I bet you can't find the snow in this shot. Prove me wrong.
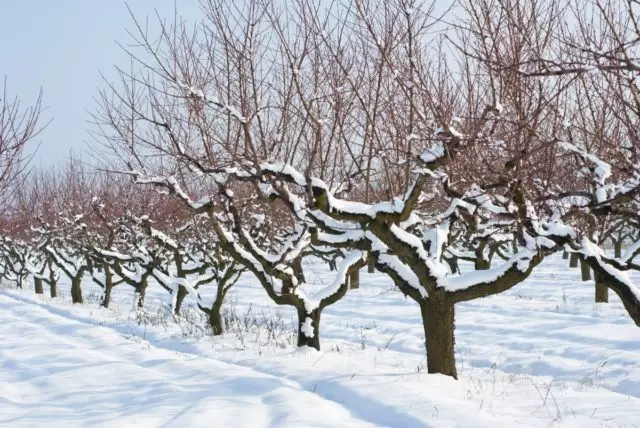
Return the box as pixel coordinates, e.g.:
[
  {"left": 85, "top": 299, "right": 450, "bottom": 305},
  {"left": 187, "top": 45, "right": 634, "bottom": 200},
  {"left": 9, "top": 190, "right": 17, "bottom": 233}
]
[
  {"left": 1, "top": 254, "right": 640, "bottom": 427},
  {"left": 300, "top": 317, "right": 315, "bottom": 338},
  {"left": 558, "top": 142, "right": 612, "bottom": 203},
  {"left": 438, "top": 248, "right": 535, "bottom": 292},
  {"left": 0, "top": 293, "right": 365, "bottom": 427},
  {"left": 420, "top": 142, "right": 445, "bottom": 163},
  {"left": 377, "top": 253, "right": 427, "bottom": 298}
]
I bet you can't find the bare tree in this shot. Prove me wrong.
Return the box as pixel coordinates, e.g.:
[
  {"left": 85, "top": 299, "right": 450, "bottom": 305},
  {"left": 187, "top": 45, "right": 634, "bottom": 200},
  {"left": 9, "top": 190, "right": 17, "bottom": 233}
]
[{"left": 0, "top": 79, "right": 44, "bottom": 213}]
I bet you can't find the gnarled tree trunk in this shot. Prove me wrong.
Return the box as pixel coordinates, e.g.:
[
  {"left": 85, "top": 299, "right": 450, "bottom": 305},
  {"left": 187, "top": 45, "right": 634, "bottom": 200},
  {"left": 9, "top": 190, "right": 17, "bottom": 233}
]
[
  {"left": 173, "top": 285, "right": 189, "bottom": 315},
  {"left": 580, "top": 256, "right": 592, "bottom": 281},
  {"left": 474, "top": 241, "right": 491, "bottom": 270},
  {"left": 296, "top": 306, "right": 321, "bottom": 350},
  {"left": 136, "top": 276, "right": 149, "bottom": 308},
  {"left": 101, "top": 268, "right": 114, "bottom": 308},
  {"left": 569, "top": 253, "right": 579, "bottom": 268},
  {"left": 71, "top": 276, "right": 83, "bottom": 304},
  {"left": 594, "top": 270, "right": 609, "bottom": 303},
  {"left": 420, "top": 298, "right": 457, "bottom": 379},
  {"left": 49, "top": 269, "right": 58, "bottom": 298},
  {"left": 367, "top": 254, "right": 375, "bottom": 273},
  {"left": 445, "top": 256, "right": 460, "bottom": 274},
  {"left": 348, "top": 269, "right": 360, "bottom": 289},
  {"left": 474, "top": 258, "right": 491, "bottom": 270},
  {"left": 614, "top": 240, "right": 622, "bottom": 259},
  {"left": 34, "top": 277, "right": 44, "bottom": 295},
  {"left": 209, "top": 300, "right": 224, "bottom": 335},
  {"left": 50, "top": 278, "right": 57, "bottom": 298}
]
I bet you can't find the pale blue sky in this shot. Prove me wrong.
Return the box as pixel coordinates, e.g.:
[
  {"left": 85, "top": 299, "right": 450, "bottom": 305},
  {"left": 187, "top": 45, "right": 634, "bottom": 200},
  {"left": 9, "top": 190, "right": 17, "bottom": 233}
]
[{"left": 0, "top": 1, "right": 201, "bottom": 167}]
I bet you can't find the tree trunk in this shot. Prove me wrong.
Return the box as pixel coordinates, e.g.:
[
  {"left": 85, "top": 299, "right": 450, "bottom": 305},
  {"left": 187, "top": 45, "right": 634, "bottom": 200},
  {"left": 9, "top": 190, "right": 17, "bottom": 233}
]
[
  {"left": 71, "top": 276, "right": 83, "bottom": 304},
  {"left": 614, "top": 240, "right": 622, "bottom": 259},
  {"left": 173, "top": 285, "right": 189, "bottom": 315},
  {"left": 594, "top": 270, "right": 609, "bottom": 303},
  {"left": 367, "top": 254, "right": 375, "bottom": 273},
  {"left": 209, "top": 300, "right": 223, "bottom": 336},
  {"left": 34, "top": 277, "right": 44, "bottom": 295},
  {"left": 136, "top": 277, "right": 148, "bottom": 308},
  {"left": 421, "top": 299, "right": 457, "bottom": 379},
  {"left": 296, "top": 306, "right": 321, "bottom": 350},
  {"left": 580, "top": 256, "right": 592, "bottom": 281},
  {"left": 569, "top": 253, "right": 579, "bottom": 268},
  {"left": 445, "top": 257, "right": 460, "bottom": 274},
  {"left": 562, "top": 251, "right": 569, "bottom": 260},
  {"left": 348, "top": 269, "right": 360, "bottom": 289},
  {"left": 474, "top": 258, "right": 491, "bottom": 271},
  {"left": 50, "top": 277, "right": 57, "bottom": 298},
  {"left": 101, "top": 269, "right": 113, "bottom": 308}
]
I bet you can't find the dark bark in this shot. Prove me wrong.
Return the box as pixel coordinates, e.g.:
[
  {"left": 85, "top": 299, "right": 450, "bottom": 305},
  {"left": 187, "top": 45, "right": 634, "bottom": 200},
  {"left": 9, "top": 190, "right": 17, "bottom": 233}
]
[
  {"left": 594, "top": 270, "right": 609, "bottom": 303},
  {"left": 50, "top": 277, "right": 57, "bottom": 298},
  {"left": 367, "top": 254, "right": 375, "bottom": 273},
  {"left": 474, "top": 241, "right": 491, "bottom": 270},
  {"left": 421, "top": 298, "right": 457, "bottom": 379},
  {"left": 348, "top": 269, "right": 360, "bottom": 289},
  {"left": 173, "top": 285, "right": 189, "bottom": 315},
  {"left": 34, "top": 277, "right": 44, "bottom": 295},
  {"left": 569, "top": 253, "right": 579, "bottom": 268},
  {"left": 474, "top": 258, "right": 491, "bottom": 270},
  {"left": 101, "top": 268, "right": 114, "bottom": 308},
  {"left": 614, "top": 240, "right": 622, "bottom": 259},
  {"left": 296, "top": 306, "right": 321, "bottom": 350},
  {"left": 136, "top": 276, "right": 149, "bottom": 308},
  {"left": 580, "top": 256, "right": 592, "bottom": 281},
  {"left": 444, "top": 256, "right": 460, "bottom": 274},
  {"left": 209, "top": 300, "right": 223, "bottom": 336},
  {"left": 71, "top": 276, "right": 83, "bottom": 304},
  {"left": 583, "top": 257, "right": 640, "bottom": 327}
]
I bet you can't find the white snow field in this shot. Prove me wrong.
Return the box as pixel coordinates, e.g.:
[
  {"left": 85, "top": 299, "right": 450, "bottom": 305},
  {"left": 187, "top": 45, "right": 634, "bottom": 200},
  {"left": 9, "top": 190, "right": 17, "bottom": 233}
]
[{"left": 1, "top": 254, "right": 640, "bottom": 427}]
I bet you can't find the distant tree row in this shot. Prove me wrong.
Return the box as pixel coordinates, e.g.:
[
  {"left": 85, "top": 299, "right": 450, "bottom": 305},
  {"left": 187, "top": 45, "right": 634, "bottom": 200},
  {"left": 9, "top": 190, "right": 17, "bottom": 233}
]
[{"left": 2, "top": 0, "right": 640, "bottom": 380}]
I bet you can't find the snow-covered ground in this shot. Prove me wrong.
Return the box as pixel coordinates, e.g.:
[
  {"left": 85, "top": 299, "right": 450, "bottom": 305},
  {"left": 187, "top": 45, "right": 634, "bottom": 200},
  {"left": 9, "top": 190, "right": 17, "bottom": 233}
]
[{"left": 1, "top": 254, "right": 639, "bottom": 427}]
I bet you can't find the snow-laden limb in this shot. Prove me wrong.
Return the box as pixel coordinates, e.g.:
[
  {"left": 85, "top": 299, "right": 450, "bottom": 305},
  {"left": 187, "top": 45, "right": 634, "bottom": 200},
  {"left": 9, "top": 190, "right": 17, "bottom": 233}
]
[
  {"left": 151, "top": 268, "right": 203, "bottom": 313},
  {"left": 149, "top": 228, "right": 179, "bottom": 250},
  {"left": 315, "top": 229, "right": 366, "bottom": 246},
  {"left": 96, "top": 248, "right": 133, "bottom": 262},
  {"left": 559, "top": 141, "right": 612, "bottom": 203},
  {"left": 420, "top": 142, "right": 446, "bottom": 163},
  {"left": 307, "top": 251, "right": 366, "bottom": 311},
  {"left": 621, "top": 239, "right": 640, "bottom": 264},
  {"left": 438, "top": 247, "right": 538, "bottom": 299},
  {"left": 177, "top": 81, "right": 247, "bottom": 124},
  {"left": 389, "top": 224, "right": 449, "bottom": 279},
  {"left": 376, "top": 253, "right": 427, "bottom": 298},
  {"left": 578, "top": 237, "right": 640, "bottom": 327}
]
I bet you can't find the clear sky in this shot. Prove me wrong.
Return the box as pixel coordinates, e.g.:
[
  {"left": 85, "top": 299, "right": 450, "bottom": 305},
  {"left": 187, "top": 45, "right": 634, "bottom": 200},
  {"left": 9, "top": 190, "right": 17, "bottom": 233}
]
[{"left": 0, "top": 1, "right": 201, "bottom": 167}]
